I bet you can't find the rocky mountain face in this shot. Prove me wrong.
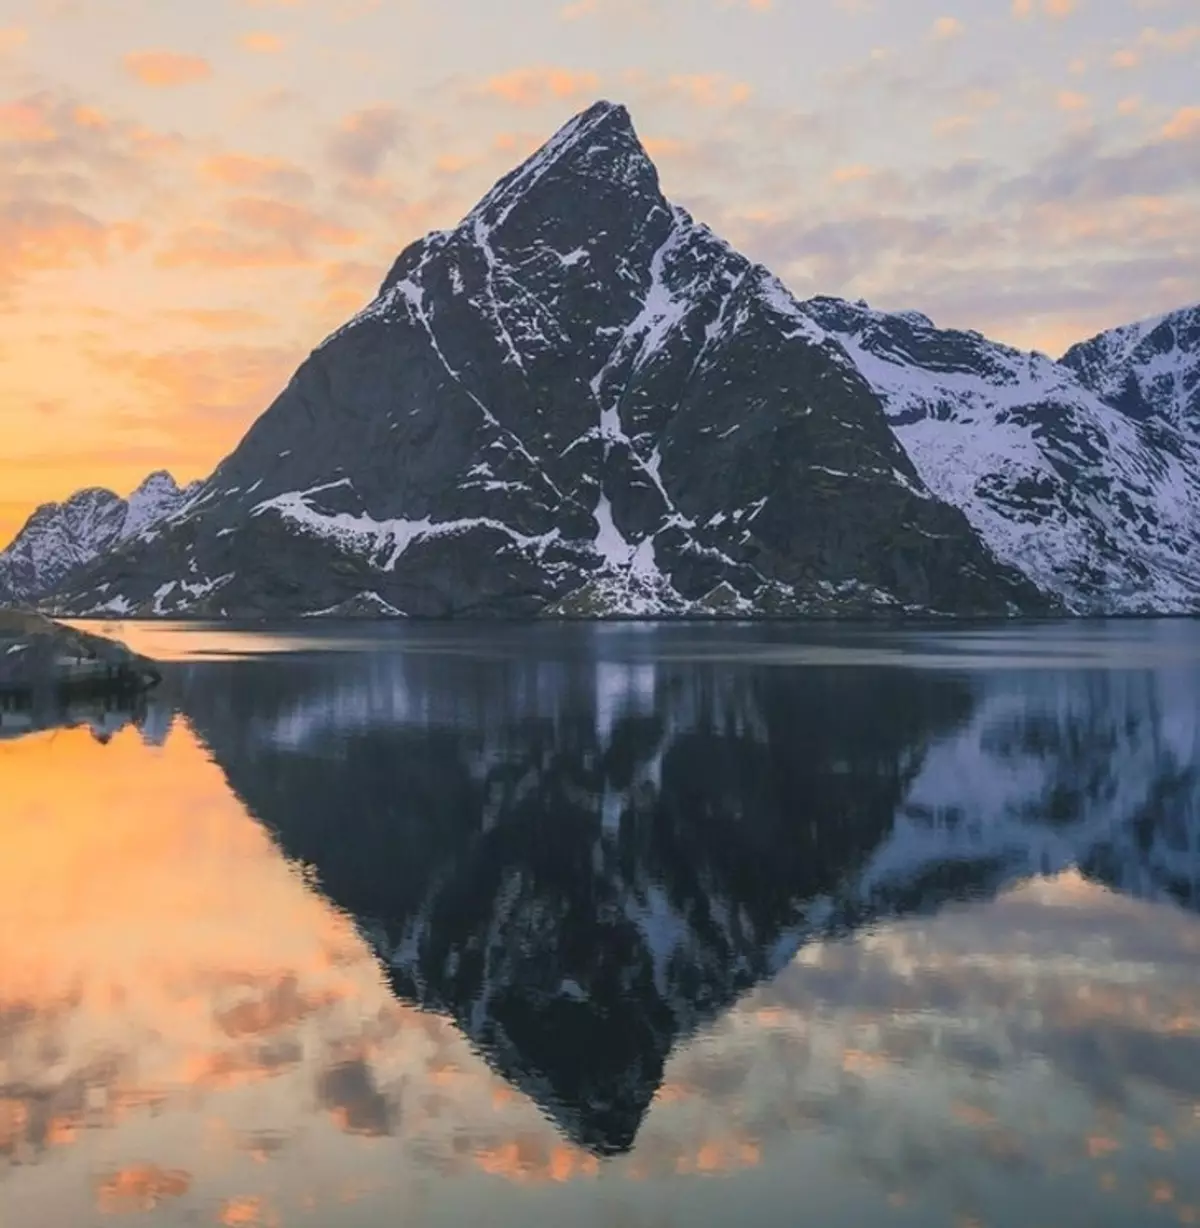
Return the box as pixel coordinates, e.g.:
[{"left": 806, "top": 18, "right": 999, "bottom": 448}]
[
  {"left": 8, "top": 101, "right": 1197, "bottom": 618},
  {"left": 168, "top": 629, "right": 1199, "bottom": 1153},
  {"left": 0, "top": 471, "right": 196, "bottom": 608},
  {"left": 45, "top": 101, "right": 1044, "bottom": 619},
  {"left": 804, "top": 297, "right": 1200, "bottom": 614},
  {"left": 1062, "top": 303, "right": 1200, "bottom": 440}
]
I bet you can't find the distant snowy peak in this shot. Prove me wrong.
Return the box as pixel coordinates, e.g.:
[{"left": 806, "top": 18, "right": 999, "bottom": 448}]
[
  {"left": 122, "top": 470, "right": 198, "bottom": 538},
  {"left": 1062, "top": 303, "right": 1200, "bottom": 439},
  {"left": 805, "top": 295, "right": 1200, "bottom": 614},
  {"left": 0, "top": 471, "right": 197, "bottom": 607}
]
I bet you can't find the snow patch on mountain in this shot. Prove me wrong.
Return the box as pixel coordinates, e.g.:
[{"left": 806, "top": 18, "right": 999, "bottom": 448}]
[{"left": 804, "top": 297, "right": 1200, "bottom": 614}]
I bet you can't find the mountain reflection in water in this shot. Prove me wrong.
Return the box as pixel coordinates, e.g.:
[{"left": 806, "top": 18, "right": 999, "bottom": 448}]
[{"left": 2, "top": 621, "right": 1199, "bottom": 1228}]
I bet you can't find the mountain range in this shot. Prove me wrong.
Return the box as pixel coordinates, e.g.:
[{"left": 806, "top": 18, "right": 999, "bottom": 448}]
[{"left": 1, "top": 100, "right": 1197, "bottom": 618}]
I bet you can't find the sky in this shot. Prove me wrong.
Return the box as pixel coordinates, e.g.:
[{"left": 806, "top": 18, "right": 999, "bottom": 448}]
[{"left": 0, "top": 0, "right": 1196, "bottom": 543}]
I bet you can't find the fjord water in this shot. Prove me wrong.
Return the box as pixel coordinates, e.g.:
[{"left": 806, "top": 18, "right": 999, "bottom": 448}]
[{"left": 2, "top": 622, "right": 1199, "bottom": 1227}]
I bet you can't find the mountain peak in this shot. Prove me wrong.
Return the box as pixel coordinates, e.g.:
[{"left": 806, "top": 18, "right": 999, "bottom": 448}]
[
  {"left": 129, "top": 470, "right": 180, "bottom": 498},
  {"left": 464, "top": 98, "right": 658, "bottom": 234},
  {"left": 375, "top": 98, "right": 666, "bottom": 303}
]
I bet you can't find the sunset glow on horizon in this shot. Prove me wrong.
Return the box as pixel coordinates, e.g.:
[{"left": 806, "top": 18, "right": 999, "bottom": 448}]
[{"left": 0, "top": 0, "right": 1196, "bottom": 543}]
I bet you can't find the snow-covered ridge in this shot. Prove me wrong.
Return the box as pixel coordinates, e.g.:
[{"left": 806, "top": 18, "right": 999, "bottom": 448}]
[
  {"left": 0, "top": 471, "right": 198, "bottom": 607},
  {"left": 1062, "top": 302, "right": 1200, "bottom": 441},
  {"left": 804, "top": 296, "right": 1200, "bottom": 614}
]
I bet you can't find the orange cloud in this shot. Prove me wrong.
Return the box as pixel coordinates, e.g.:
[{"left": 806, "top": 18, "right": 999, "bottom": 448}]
[
  {"left": 0, "top": 202, "right": 144, "bottom": 294},
  {"left": 0, "top": 98, "right": 57, "bottom": 142},
  {"left": 315, "top": 258, "right": 381, "bottom": 315},
  {"left": 240, "top": 31, "right": 284, "bottom": 53},
  {"left": 155, "top": 226, "right": 309, "bottom": 270},
  {"left": 0, "top": 26, "right": 28, "bottom": 52},
  {"left": 931, "top": 15, "right": 964, "bottom": 38},
  {"left": 1110, "top": 25, "right": 1198, "bottom": 68},
  {"left": 668, "top": 72, "right": 752, "bottom": 106},
  {"left": 1162, "top": 106, "right": 1200, "bottom": 140},
  {"left": 228, "top": 196, "right": 359, "bottom": 245},
  {"left": 829, "top": 163, "right": 874, "bottom": 184},
  {"left": 86, "top": 343, "right": 297, "bottom": 434},
  {"left": 433, "top": 152, "right": 474, "bottom": 176},
  {"left": 163, "top": 307, "right": 272, "bottom": 332},
  {"left": 480, "top": 67, "right": 601, "bottom": 108},
  {"left": 199, "top": 152, "right": 312, "bottom": 195},
  {"left": 123, "top": 50, "right": 212, "bottom": 87},
  {"left": 157, "top": 198, "right": 358, "bottom": 270},
  {"left": 1117, "top": 94, "right": 1142, "bottom": 114},
  {"left": 642, "top": 135, "right": 689, "bottom": 159},
  {"left": 1012, "top": 0, "right": 1074, "bottom": 16},
  {"left": 1057, "top": 89, "right": 1089, "bottom": 110}
]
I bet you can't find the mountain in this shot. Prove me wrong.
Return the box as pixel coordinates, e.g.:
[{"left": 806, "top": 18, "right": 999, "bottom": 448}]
[
  {"left": 1062, "top": 303, "right": 1200, "bottom": 440},
  {"left": 169, "top": 631, "right": 1200, "bottom": 1153},
  {"left": 805, "top": 297, "right": 1200, "bottom": 613},
  {"left": 45, "top": 101, "right": 1045, "bottom": 620},
  {"left": 0, "top": 471, "right": 197, "bottom": 608}
]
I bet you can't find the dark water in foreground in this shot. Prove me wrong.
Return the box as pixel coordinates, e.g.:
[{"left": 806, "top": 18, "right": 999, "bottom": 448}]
[{"left": 2, "top": 620, "right": 1199, "bottom": 1227}]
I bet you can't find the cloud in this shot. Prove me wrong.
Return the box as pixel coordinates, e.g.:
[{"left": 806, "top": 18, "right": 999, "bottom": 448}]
[
  {"left": 227, "top": 196, "right": 358, "bottom": 244},
  {"left": 239, "top": 32, "right": 285, "bottom": 53},
  {"left": 989, "top": 122, "right": 1200, "bottom": 206},
  {"left": 668, "top": 73, "right": 753, "bottom": 107},
  {"left": 0, "top": 200, "right": 143, "bottom": 296},
  {"left": 0, "top": 26, "right": 28, "bottom": 52},
  {"left": 1056, "top": 89, "right": 1089, "bottom": 111},
  {"left": 1011, "top": 0, "right": 1075, "bottom": 17},
  {"left": 0, "top": 92, "right": 162, "bottom": 182},
  {"left": 87, "top": 342, "right": 298, "bottom": 428},
  {"left": 478, "top": 67, "right": 601, "bottom": 108},
  {"left": 931, "top": 16, "right": 964, "bottom": 39},
  {"left": 1111, "top": 23, "right": 1200, "bottom": 68},
  {"left": 122, "top": 50, "right": 213, "bottom": 87},
  {"left": 156, "top": 196, "right": 359, "bottom": 270},
  {"left": 829, "top": 163, "right": 875, "bottom": 185},
  {"left": 1162, "top": 106, "right": 1200, "bottom": 141},
  {"left": 932, "top": 114, "right": 976, "bottom": 138},
  {"left": 163, "top": 308, "right": 272, "bottom": 332},
  {"left": 0, "top": 99, "right": 57, "bottom": 142},
  {"left": 326, "top": 105, "right": 405, "bottom": 177},
  {"left": 199, "top": 152, "right": 312, "bottom": 196},
  {"left": 315, "top": 258, "right": 382, "bottom": 315}
]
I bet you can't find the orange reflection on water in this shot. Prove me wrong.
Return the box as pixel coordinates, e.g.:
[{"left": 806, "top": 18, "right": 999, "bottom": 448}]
[
  {"left": 0, "top": 716, "right": 614, "bottom": 1224},
  {"left": 94, "top": 1165, "right": 192, "bottom": 1215},
  {"left": 473, "top": 1137, "right": 601, "bottom": 1184}
]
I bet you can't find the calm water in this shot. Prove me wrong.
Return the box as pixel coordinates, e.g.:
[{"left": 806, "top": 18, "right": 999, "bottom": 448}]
[{"left": 3, "top": 620, "right": 1200, "bottom": 1227}]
